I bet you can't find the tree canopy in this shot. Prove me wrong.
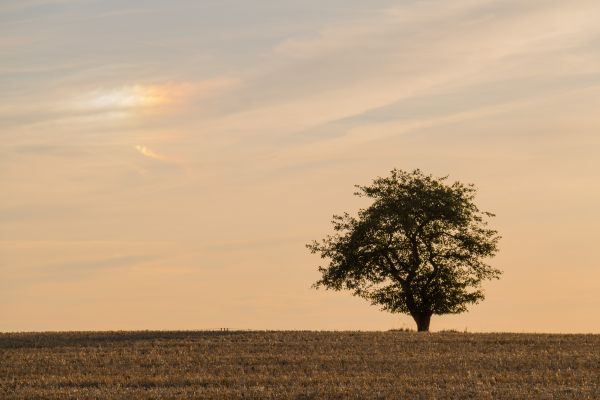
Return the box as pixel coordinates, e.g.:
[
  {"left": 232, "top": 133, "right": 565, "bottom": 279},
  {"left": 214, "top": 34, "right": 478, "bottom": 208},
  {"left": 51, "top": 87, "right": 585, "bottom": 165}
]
[{"left": 308, "top": 169, "right": 501, "bottom": 331}]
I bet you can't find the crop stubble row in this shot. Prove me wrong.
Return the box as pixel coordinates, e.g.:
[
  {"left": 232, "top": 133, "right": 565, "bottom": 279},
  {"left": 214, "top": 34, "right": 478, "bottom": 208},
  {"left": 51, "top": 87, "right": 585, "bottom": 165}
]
[{"left": 1, "top": 331, "right": 598, "bottom": 399}]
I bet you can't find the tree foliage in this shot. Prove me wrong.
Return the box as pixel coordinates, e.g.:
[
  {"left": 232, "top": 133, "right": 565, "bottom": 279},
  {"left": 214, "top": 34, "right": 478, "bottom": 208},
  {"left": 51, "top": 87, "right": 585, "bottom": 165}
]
[{"left": 308, "top": 169, "right": 501, "bottom": 331}]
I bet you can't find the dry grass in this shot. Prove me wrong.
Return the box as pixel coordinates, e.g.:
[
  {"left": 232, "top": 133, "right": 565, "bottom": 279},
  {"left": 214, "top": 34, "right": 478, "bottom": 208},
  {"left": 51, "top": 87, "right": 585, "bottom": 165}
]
[{"left": 1, "top": 330, "right": 598, "bottom": 399}]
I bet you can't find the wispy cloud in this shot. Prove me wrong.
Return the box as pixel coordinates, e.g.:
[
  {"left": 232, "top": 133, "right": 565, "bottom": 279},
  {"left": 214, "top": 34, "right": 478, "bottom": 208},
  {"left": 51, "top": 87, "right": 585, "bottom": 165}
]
[
  {"left": 0, "top": 0, "right": 80, "bottom": 12},
  {"left": 200, "top": 0, "right": 600, "bottom": 148},
  {"left": 134, "top": 145, "right": 172, "bottom": 162}
]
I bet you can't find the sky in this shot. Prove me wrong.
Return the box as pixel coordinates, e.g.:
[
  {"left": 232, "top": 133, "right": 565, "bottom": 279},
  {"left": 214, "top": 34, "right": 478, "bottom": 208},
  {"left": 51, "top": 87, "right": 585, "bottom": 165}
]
[{"left": 1, "top": 0, "right": 599, "bottom": 333}]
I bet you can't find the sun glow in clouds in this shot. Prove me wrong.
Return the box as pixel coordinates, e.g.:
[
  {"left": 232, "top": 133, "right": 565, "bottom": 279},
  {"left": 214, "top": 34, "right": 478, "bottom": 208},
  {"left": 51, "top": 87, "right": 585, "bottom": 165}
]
[
  {"left": 65, "top": 80, "right": 236, "bottom": 120},
  {"left": 82, "top": 86, "right": 170, "bottom": 111},
  {"left": 134, "top": 145, "right": 170, "bottom": 162},
  {"left": 66, "top": 85, "right": 183, "bottom": 120}
]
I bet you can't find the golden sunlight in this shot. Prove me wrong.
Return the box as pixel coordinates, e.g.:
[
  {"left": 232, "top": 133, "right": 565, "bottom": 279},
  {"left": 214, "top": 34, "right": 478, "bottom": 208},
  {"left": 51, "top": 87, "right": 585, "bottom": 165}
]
[
  {"left": 73, "top": 85, "right": 173, "bottom": 112},
  {"left": 134, "top": 145, "right": 170, "bottom": 162},
  {"left": 82, "top": 86, "right": 169, "bottom": 111}
]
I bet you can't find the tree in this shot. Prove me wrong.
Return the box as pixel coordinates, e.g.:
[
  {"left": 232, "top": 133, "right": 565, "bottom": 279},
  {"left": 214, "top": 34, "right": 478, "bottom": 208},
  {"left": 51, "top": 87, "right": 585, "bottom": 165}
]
[{"left": 308, "top": 169, "right": 501, "bottom": 332}]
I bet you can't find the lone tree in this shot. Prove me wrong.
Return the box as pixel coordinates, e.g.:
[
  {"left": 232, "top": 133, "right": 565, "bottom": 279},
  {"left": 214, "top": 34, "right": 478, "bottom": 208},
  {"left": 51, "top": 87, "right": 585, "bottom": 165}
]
[{"left": 308, "top": 169, "right": 501, "bottom": 332}]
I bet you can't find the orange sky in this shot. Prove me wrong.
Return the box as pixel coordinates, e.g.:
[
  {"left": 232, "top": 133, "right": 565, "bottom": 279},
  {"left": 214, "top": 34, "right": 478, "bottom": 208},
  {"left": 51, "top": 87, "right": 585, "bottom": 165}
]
[{"left": 1, "top": 0, "right": 599, "bottom": 332}]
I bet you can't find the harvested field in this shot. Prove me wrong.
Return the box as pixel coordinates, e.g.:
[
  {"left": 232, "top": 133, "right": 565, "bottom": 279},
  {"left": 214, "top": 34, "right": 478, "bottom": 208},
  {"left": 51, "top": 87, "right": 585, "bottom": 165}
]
[{"left": 1, "top": 331, "right": 598, "bottom": 399}]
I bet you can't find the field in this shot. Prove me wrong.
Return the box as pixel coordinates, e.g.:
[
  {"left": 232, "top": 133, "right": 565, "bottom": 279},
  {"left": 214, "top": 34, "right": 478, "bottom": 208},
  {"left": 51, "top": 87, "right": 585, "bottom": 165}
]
[{"left": 1, "top": 331, "right": 598, "bottom": 399}]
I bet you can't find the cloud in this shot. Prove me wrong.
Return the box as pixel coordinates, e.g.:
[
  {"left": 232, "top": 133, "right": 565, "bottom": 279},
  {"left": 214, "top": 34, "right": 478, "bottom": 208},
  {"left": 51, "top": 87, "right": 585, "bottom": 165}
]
[
  {"left": 13, "top": 254, "right": 159, "bottom": 284},
  {"left": 0, "top": 77, "right": 238, "bottom": 133},
  {"left": 5, "top": 144, "right": 89, "bottom": 158},
  {"left": 201, "top": 0, "right": 600, "bottom": 145},
  {"left": 76, "top": 86, "right": 168, "bottom": 111},
  {"left": 134, "top": 145, "right": 172, "bottom": 162},
  {"left": 0, "top": 0, "right": 79, "bottom": 12},
  {"left": 0, "top": 203, "right": 82, "bottom": 223},
  {"left": 51, "top": 254, "right": 156, "bottom": 271}
]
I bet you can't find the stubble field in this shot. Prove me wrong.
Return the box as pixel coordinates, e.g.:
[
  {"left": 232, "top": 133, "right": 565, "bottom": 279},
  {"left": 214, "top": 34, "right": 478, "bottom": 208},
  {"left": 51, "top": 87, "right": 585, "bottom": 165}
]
[{"left": 1, "top": 330, "right": 598, "bottom": 399}]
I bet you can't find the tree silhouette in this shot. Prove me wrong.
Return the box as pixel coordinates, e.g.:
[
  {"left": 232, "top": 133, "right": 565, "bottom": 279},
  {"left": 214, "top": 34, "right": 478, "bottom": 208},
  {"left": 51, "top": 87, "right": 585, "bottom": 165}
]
[{"left": 308, "top": 169, "right": 501, "bottom": 332}]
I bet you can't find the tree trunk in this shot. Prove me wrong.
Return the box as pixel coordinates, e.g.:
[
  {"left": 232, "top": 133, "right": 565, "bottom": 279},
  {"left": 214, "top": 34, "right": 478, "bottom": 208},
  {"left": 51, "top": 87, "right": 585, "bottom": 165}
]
[{"left": 413, "top": 313, "right": 432, "bottom": 332}]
